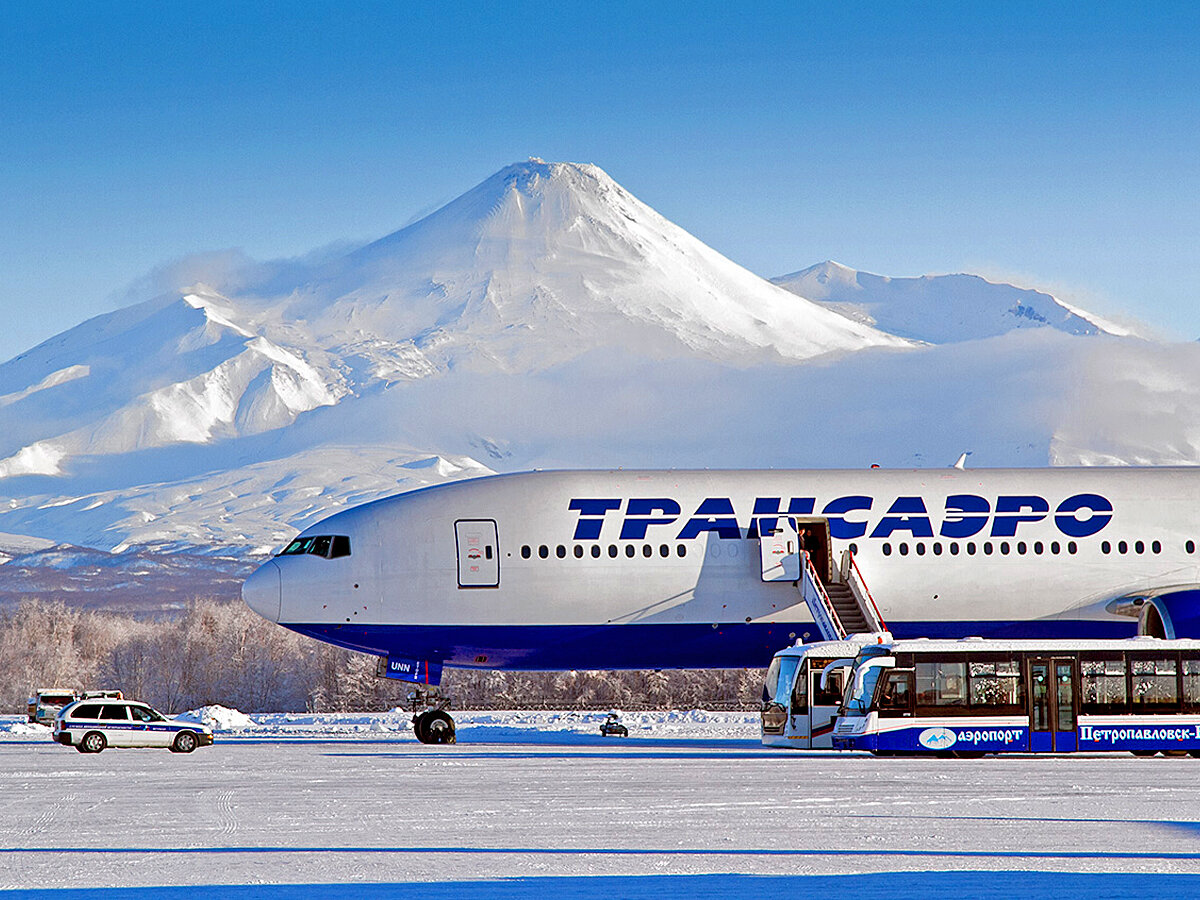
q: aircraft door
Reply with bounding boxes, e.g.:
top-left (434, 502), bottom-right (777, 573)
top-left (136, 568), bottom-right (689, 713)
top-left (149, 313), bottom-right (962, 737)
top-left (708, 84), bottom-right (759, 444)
top-left (760, 524), bottom-right (799, 582)
top-left (455, 519), bottom-right (499, 588)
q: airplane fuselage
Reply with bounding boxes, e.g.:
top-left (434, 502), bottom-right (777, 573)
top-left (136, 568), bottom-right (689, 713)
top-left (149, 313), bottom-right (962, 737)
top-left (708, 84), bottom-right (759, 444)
top-left (242, 468), bottom-right (1200, 671)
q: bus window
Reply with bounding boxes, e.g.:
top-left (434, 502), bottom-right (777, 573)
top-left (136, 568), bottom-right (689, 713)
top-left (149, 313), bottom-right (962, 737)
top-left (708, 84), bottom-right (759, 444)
top-left (791, 661), bottom-right (809, 711)
top-left (968, 659), bottom-right (1023, 711)
top-left (1131, 657), bottom-right (1178, 711)
top-left (813, 667), bottom-right (845, 707)
top-left (763, 656), bottom-right (800, 708)
top-left (1184, 658), bottom-right (1200, 710)
top-left (842, 665), bottom-right (884, 715)
top-left (916, 660), bottom-right (967, 708)
top-left (878, 670), bottom-right (912, 716)
top-left (1080, 656), bottom-right (1127, 714)
top-left (1055, 661), bottom-right (1076, 733)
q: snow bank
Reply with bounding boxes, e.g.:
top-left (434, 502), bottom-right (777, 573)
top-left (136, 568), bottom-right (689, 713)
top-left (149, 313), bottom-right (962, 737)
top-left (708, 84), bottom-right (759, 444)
top-left (0, 719), bottom-right (49, 737)
top-left (0, 709), bottom-right (758, 742)
top-left (177, 705), bottom-right (258, 731)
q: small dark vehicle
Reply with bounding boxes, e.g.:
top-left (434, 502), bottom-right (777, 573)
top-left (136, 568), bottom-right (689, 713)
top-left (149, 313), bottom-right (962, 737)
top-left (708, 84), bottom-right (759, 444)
top-left (600, 712), bottom-right (628, 737)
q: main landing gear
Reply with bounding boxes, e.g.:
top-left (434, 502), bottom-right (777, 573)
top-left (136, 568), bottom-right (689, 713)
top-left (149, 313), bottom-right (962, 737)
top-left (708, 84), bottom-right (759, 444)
top-left (407, 687), bottom-right (456, 745)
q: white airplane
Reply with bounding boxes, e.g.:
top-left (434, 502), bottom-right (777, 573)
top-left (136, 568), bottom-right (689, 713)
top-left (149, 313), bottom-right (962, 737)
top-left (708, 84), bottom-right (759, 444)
top-left (242, 467), bottom-right (1200, 741)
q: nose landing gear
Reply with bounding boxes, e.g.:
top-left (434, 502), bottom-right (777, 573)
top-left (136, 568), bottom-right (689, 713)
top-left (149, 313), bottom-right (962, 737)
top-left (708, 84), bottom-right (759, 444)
top-left (407, 687), bottom-right (456, 744)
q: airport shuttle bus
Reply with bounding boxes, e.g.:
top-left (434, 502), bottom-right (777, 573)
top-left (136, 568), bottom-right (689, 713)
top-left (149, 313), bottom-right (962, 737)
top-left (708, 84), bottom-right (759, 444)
top-left (761, 634), bottom-right (890, 748)
top-left (832, 636), bottom-right (1200, 756)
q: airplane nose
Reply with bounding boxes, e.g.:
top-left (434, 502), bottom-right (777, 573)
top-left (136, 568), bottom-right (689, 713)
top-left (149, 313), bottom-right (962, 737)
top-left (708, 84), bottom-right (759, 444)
top-left (243, 561), bottom-right (282, 623)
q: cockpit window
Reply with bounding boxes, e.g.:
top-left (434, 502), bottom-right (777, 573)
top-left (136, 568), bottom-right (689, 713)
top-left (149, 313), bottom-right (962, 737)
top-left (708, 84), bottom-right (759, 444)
top-left (277, 535), bottom-right (351, 559)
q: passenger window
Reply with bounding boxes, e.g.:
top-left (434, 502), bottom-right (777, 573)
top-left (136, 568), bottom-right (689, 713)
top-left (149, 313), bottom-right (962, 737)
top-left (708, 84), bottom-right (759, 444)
top-left (73, 704), bottom-right (102, 719)
top-left (916, 661), bottom-right (967, 707)
top-left (591, 545), bottom-right (601, 558)
top-left (99, 705), bottom-right (129, 720)
top-left (625, 545), bottom-right (635, 558)
top-left (521, 546), bottom-right (531, 559)
top-left (573, 545), bottom-right (583, 558)
top-left (130, 706), bottom-right (155, 722)
top-left (608, 545), bottom-right (618, 558)
top-left (1184, 658), bottom-right (1200, 709)
top-left (676, 544), bottom-right (687, 557)
top-left (1131, 657), bottom-right (1178, 710)
top-left (1081, 656), bottom-right (1127, 714)
top-left (969, 660), bottom-right (1023, 709)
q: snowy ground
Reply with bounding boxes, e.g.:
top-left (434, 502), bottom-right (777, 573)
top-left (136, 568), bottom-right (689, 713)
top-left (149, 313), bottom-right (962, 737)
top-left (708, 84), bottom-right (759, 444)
top-left (3, 710), bottom-right (1200, 898)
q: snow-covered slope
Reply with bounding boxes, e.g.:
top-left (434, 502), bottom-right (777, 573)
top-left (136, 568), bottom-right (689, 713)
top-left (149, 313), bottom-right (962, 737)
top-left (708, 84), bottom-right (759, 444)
top-left (772, 260), bottom-right (1135, 344)
top-left (0, 163), bottom-right (909, 483)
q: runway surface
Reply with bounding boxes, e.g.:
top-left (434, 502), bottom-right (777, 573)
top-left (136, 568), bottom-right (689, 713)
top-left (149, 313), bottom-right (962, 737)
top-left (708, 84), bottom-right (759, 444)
top-left (3, 712), bottom-right (1200, 897)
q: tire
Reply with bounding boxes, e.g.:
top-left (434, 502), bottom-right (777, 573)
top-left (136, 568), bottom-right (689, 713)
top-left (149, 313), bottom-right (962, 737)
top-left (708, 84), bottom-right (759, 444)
top-left (172, 731), bottom-right (199, 754)
top-left (81, 731), bottom-right (106, 754)
top-left (412, 711), bottom-right (429, 744)
top-left (423, 710), bottom-right (456, 745)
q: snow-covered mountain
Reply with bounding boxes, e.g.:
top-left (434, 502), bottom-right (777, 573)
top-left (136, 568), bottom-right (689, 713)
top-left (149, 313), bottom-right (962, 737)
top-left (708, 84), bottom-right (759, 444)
top-left (0, 159), bottom-right (1198, 614)
top-left (772, 261), bottom-right (1135, 344)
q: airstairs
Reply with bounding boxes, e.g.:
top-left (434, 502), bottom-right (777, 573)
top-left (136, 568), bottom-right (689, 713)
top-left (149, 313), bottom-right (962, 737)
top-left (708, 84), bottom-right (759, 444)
top-left (760, 527), bottom-right (887, 641)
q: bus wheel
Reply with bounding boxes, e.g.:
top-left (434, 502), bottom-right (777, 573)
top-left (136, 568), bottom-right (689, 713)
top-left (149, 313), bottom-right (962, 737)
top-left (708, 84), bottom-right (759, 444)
top-left (1161, 749), bottom-right (1188, 757)
top-left (1189, 750), bottom-right (1200, 758)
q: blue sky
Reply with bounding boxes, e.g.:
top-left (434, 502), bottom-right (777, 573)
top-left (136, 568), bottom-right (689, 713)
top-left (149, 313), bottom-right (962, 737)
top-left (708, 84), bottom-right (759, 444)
top-left (3, 2), bottom-right (1199, 363)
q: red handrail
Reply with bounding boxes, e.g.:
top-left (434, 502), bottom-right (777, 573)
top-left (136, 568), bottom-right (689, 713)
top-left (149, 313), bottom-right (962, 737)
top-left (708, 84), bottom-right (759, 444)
top-left (847, 550), bottom-right (887, 631)
top-left (801, 550), bottom-right (845, 638)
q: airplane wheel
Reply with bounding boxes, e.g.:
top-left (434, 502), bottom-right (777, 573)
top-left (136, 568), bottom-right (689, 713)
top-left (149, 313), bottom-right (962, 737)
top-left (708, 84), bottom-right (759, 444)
top-left (423, 710), bottom-right (456, 744)
top-left (412, 711), bottom-right (429, 744)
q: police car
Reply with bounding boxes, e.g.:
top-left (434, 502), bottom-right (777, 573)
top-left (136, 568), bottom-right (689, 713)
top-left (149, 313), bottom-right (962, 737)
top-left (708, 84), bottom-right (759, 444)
top-left (52, 699), bottom-right (213, 753)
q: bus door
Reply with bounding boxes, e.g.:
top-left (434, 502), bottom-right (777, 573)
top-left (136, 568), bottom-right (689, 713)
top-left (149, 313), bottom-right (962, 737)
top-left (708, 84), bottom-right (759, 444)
top-left (1028, 657), bottom-right (1078, 752)
top-left (809, 660), bottom-right (848, 748)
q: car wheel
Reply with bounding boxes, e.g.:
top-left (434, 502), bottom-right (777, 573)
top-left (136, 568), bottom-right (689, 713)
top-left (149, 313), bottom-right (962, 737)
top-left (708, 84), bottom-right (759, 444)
top-left (423, 710), bottom-right (456, 745)
top-left (81, 731), bottom-right (106, 754)
top-left (172, 731), bottom-right (199, 753)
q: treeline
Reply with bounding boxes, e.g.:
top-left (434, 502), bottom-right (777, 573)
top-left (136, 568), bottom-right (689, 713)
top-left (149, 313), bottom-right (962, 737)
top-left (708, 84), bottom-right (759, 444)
top-left (0, 599), bottom-right (764, 714)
